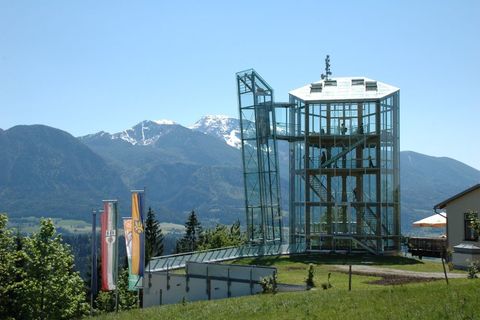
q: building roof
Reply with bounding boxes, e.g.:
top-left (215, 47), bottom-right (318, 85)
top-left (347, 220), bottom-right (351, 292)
top-left (434, 184), bottom-right (480, 210)
top-left (288, 77), bottom-right (399, 102)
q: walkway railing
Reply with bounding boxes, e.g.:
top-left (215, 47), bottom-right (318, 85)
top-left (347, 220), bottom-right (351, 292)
top-left (407, 237), bottom-right (447, 258)
top-left (147, 242), bottom-right (307, 272)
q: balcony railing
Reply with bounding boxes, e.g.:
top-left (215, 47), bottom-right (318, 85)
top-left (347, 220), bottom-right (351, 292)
top-left (407, 237), bottom-right (447, 258)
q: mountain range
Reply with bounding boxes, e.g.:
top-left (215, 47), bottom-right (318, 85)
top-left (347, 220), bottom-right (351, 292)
top-left (78, 118), bottom-right (245, 224)
top-left (0, 125), bottom-right (127, 220)
top-left (1, 115), bottom-right (479, 234)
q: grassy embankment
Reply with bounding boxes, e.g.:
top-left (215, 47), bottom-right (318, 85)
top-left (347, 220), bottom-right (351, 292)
top-left (94, 254), bottom-right (475, 320)
top-left (95, 280), bottom-right (479, 320)
top-left (228, 254), bottom-right (466, 285)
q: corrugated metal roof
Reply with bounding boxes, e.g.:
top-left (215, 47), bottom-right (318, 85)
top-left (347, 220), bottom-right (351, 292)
top-left (289, 77), bottom-right (399, 102)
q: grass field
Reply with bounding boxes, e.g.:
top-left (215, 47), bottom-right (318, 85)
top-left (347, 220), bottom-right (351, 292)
top-left (9, 216), bottom-right (93, 233)
top-left (228, 254), bottom-right (465, 286)
top-left (93, 254), bottom-right (473, 320)
top-left (8, 216), bottom-right (184, 235)
top-left (94, 280), bottom-right (479, 320)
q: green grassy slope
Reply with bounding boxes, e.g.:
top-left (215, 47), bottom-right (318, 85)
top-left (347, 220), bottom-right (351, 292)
top-left (93, 255), bottom-right (472, 320)
top-left (228, 254), bottom-right (466, 285)
top-left (95, 280), bottom-right (479, 320)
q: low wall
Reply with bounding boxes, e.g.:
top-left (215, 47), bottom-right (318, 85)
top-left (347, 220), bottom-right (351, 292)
top-left (143, 261), bottom-right (276, 308)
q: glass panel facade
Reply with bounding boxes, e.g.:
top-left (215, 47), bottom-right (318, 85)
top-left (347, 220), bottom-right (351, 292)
top-left (236, 70), bottom-right (282, 244)
top-left (236, 70), bottom-right (400, 254)
top-left (287, 93), bottom-right (400, 253)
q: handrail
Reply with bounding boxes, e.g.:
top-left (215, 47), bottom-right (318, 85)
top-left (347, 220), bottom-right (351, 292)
top-left (146, 242), bottom-right (307, 273)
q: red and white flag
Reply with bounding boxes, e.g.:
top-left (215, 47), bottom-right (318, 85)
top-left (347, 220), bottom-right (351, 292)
top-left (101, 200), bottom-right (118, 291)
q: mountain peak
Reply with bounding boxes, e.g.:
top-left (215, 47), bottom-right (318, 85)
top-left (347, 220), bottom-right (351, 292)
top-left (82, 130), bottom-right (109, 138)
top-left (79, 119), bottom-right (184, 146)
top-left (189, 115), bottom-right (241, 149)
top-left (189, 115), bottom-right (235, 128)
top-left (154, 119), bottom-right (177, 125)
top-left (114, 120), bottom-right (182, 146)
top-left (82, 115), bottom-right (244, 148)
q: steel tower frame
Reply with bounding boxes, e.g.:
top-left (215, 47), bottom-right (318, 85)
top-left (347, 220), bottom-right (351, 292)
top-left (237, 69), bottom-right (400, 254)
top-left (236, 69), bottom-right (283, 244)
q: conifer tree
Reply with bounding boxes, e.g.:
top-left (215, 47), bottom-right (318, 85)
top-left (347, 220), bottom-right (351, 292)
top-left (145, 207), bottom-right (164, 265)
top-left (176, 210), bottom-right (202, 253)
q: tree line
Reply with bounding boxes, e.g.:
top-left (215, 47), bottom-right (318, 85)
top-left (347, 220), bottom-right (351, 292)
top-left (175, 210), bottom-right (244, 253)
top-left (0, 209), bottom-right (245, 319)
top-left (0, 214), bottom-right (88, 319)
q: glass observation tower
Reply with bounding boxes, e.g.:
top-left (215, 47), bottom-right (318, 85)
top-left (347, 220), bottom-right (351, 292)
top-left (236, 62), bottom-right (400, 254)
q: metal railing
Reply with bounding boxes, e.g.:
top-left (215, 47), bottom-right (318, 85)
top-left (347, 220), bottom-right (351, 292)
top-left (147, 242), bottom-right (307, 272)
top-left (407, 237), bottom-right (447, 258)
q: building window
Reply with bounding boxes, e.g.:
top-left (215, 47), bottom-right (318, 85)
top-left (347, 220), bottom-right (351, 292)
top-left (464, 212), bottom-right (479, 241)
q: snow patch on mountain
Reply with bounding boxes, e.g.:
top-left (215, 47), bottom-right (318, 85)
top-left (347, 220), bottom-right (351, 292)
top-left (189, 115), bottom-right (242, 149)
top-left (117, 130), bottom-right (138, 145)
top-left (81, 116), bottom-right (244, 148)
top-left (154, 119), bottom-right (177, 125)
top-left (111, 120), bottom-right (180, 146)
top-left (226, 130), bottom-right (241, 149)
top-left (81, 131), bottom-right (110, 140)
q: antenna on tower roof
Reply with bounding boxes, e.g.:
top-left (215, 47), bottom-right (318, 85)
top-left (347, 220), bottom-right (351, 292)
top-left (321, 55), bottom-right (332, 81)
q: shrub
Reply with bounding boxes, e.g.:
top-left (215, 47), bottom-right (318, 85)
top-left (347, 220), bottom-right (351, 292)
top-left (305, 264), bottom-right (315, 288)
top-left (467, 261), bottom-right (479, 279)
top-left (321, 272), bottom-right (333, 290)
top-left (447, 262), bottom-right (454, 272)
top-left (260, 273), bottom-right (277, 294)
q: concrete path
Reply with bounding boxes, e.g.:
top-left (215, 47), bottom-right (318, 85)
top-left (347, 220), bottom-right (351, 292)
top-left (333, 265), bottom-right (466, 279)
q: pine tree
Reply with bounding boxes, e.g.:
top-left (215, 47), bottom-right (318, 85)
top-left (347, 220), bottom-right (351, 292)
top-left (144, 207), bottom-right (164, 264)
top-left (176, 210), bottom-right (202, 253)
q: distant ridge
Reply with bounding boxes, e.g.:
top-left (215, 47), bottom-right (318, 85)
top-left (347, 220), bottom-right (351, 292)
top-left (79, 119), bottom-right (245, 224)
top-left (0, 125), bottom-right (128, 220)
top-left (1, 119), bottom-right (479, 235)
top-left (400, 150), bottom-right (480, 233)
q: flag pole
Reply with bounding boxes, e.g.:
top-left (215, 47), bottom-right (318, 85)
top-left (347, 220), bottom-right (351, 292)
top-left (90, 209), bottom-right (97, 316)
top-left (114, 201), bottom-right (119, 313)
top-left (142, 187), bottom-right (146, 309)
top-left (130, 189), bottom-right (147, 307)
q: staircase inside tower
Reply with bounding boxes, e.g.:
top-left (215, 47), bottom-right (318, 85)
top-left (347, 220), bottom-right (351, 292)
top-left (303, 132), bottom-right (391, 254)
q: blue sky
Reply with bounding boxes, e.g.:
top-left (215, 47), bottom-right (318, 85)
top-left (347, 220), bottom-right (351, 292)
top-left (0, 1), bottom-right (479, 169)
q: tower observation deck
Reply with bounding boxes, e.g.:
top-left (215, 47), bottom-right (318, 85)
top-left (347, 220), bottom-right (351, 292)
top-left (237, 70), bottom-right (400, 254)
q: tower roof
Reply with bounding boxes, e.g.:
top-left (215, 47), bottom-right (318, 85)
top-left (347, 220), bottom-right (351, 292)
top-left (289, 77), bottom-right (399, 102)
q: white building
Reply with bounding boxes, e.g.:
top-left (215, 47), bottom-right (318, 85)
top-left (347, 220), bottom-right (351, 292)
top-left (434, 184), bottom-right (480, 268)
